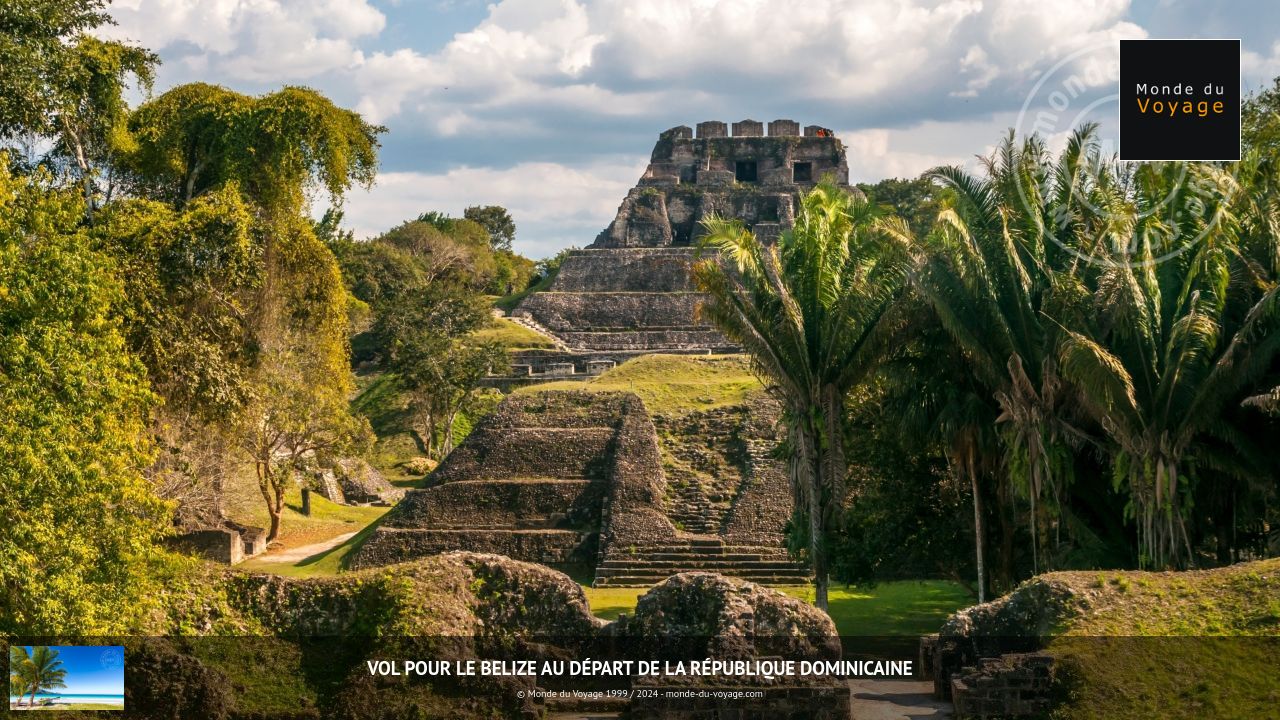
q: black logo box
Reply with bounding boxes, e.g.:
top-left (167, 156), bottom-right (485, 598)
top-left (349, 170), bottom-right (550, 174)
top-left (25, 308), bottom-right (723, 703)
top-left (1119, 39), bottom-right (1240, 161)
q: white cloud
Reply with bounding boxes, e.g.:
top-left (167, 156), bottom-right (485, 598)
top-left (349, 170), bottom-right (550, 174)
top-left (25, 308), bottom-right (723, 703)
top-left (103, 0), bottom-right (1213, 256)
top-left (337, 159), bottom-right (646, 258)
top-left (101, 0), bottom-right (385, 82)
top-left (345, 0), bottom-right (1143, 128)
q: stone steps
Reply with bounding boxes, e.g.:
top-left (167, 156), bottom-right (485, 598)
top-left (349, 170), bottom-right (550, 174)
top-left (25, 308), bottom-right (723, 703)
top-left (593, 573), bottom-right (809, 587)
top-left (592, 538), bottom-right (810, 587)
top-left (599, 553), bottom-right (788, 564)
top-left (392, 477), bottom-right (605, 531)
top-left (596, 562), bottom-right (807, 575)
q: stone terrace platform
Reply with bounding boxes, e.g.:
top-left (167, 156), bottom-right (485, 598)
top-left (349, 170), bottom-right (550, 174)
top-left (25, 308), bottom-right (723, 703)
top-left (515, 247), bottom-right (734, 353)
top-left (350, 390), bottom-right (809, 587)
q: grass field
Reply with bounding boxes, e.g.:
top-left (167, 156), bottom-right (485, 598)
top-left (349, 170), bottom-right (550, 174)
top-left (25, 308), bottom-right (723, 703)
top-left (516, 354), bottom-right (764, 416)
top-left (238, 516), bottom-right (383, 578)
top-left (224, 480), bottom-right (388, 554)
top-left (583, 580), bottom-right (971, 636)
top-left (986, 559), bottom-right (1280, 720)
top-left (472, 316), bottom-right (558, 349)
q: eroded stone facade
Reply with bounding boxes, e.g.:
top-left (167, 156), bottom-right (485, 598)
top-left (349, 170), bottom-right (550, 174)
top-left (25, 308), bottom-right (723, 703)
top-left (352, 390), bottom-right (806, 586)
top-left (514, 120), bottom-right (851, 354)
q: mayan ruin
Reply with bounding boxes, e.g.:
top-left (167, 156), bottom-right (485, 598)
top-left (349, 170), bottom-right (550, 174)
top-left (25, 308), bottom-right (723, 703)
top-left (351, 121), bottom-right (850, 585)
top-left (508, 120), bottom-right (849, 376)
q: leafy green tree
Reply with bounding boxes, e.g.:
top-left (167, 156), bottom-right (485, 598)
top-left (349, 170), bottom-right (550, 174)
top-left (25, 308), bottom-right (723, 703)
top-left (872, 308), bottom-right (1005, 599)
top-left (379, 219), bottom-right (494, 288)
top-left (239, 212), bottom-right (368, 541)
top-left (92, 188), bottom-right (259, 525)
top-left (857, 176), bottom-right (949, 239)
top-left (0, 3), bottom-right (155, 217)
top-left (463, 204), bottom-right (516, 251)
top-left (115, 82), bottom-right (380, 540)
top-left (492, 249), bottom-right (536, 296)
top-left (0, 161), bottom-right (169, 635)
top-left (46, 36), bottom-right (156, 219)
top-left (0, 0), bottom-right (110, 138)
top-left (9, 645), bottom-right (35, 707)
top-left (911, 129), bottom-right (1105, 574)
top-left (377, 285), bottom-right (507, 458)
top-left (313, 206), bottom-right (355, 247)
top-left (95, 187), bottom-right (259, 418)
top-left (239, 341), bottom-right (372, 542)
top-left (122, 83), bottom-right (382, 210)
top-left (1057, 164), bottom-right (1280, 568)
top-left (694, 183), bottom-right (910, 610)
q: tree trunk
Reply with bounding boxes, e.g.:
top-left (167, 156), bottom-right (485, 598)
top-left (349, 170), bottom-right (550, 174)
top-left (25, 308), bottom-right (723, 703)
top-left (268, 482), bottom-right (285, 542)
top-left (968, 448), bottom-right (986, 603)
top-left (256, 458), bottom-right (283, 543)
top-left (809, 455), bottom-right (828, 612)
top-left (443, 410), bottom-right (458, 456)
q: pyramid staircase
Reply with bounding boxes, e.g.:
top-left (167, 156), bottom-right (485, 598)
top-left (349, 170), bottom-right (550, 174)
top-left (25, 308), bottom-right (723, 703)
top-left (593, 536), bottom-right (810, 587)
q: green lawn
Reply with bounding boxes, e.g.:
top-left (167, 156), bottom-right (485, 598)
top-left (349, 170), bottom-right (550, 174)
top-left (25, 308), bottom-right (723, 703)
top-left (226, 483), bottom-right (388, 554)
top-left (473, 316), bottom-right (557, 349)
top-left (516, 354), bottom-right (765, 417)
top-left (583, 580), bottom-right (972, 636)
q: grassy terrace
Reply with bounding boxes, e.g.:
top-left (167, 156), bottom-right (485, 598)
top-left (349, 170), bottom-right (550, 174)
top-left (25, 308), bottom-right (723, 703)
top-left (584, 580), bottom-right (971, 637)
top-left (1013, 559), bottom-right (1280, 719)
top-left (473, 315), bottom-right (558, 349)
top-left (515, 353), bottom-right (765, 416)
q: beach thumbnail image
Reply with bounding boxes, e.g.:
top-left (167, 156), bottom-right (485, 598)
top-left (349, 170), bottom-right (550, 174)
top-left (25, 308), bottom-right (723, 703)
top-left (9, 646), bottom-right (124, 711)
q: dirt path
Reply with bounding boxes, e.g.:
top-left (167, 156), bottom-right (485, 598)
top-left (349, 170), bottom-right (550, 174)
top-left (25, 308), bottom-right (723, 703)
top-left (848, 679), bottom-right (952, 719)
top-left (251, 532), bottom-right (357, 564)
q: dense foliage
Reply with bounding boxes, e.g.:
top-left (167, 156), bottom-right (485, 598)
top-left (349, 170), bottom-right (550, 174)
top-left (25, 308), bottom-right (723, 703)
top-left (703, 121), bottom-right (1280, 598)
top-left (694, 184), bottom-right (912, 609)
top-left (0, 163), bottom-right (170, 634)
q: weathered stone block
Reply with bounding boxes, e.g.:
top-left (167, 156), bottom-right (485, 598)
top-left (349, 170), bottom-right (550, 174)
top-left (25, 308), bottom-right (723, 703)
top-left (171, 528), bottom-right (242, 565)
top-left (732, 119), bottom-right (763, 137)
top-left (696, 121), bottom-right (728, 138)
top-left (545, 362), bottom-right (576, 376)
top-left (768, 119), bottom-right (800, 136)
top-left (663, 125), bottom-right (693, 140)
top-left (696, 169), bottom-right (735, 187)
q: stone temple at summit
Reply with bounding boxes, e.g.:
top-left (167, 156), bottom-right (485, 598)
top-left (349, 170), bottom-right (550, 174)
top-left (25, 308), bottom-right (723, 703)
top-left (351, 122), bottom-right (851, 587)
top-left (513, 119), bottom-right (851, 357)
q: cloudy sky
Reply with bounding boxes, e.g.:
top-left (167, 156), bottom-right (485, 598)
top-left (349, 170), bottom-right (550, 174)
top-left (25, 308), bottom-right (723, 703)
top-left (101, 0), bottom-right (1280, 258)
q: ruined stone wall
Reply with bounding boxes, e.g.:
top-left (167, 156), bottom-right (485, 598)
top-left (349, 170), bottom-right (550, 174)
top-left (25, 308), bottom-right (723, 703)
top-left (351, 527), bottom-right (598, 569)
top-left (593, 120), bottom-right (849, 250)
top-left (170, 528), bottom-right (243, 565)
top-left (550, 248), bottom-right (699, 292)
top-left (352, 391), bottom-right (673, 571)
top-left (390, 480), bottom-right (606, 529)
top-left (597, 398), bottom-right (679, 555)
top-left (512, 121), bottom-right (851, 353)
top-left (430, 428), bottom-right (614, 481)
top-left (519, 292), bottom-right (704, 331)
top-left (718, 398), bottom-right (792, 543)
top-left (948, 653), bottom-right (1056, 719)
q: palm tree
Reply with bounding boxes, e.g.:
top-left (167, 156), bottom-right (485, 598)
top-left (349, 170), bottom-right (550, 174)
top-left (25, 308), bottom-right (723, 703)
top-left (9, 646), bottom-right (34, 708)
top-left (880, 329), bottom-right (1003, 601)
top-left (1059, 161), bottom-right (1280, 568)
top-left (10, 646), bottom-right (65, 708)
top-left (914, 128), bottom-right (1107, 573)
top-left (693, 183), bottom-right (910, 610)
